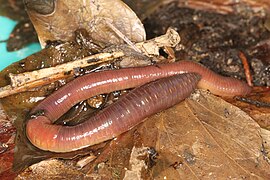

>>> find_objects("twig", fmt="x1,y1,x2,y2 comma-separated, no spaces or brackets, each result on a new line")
135,28,180,57
0,73,74,99
9,52,124,88
235,96,270,108
239,51,253,87
0,52,124,99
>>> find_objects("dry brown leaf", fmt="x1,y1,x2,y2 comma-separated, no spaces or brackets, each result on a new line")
137,90,269,179
25,0,146,47
16,159,86,179
261,129,270,162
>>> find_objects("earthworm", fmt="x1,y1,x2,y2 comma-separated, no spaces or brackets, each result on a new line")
27,73,200,152
27,60,251,152
30,60,251,122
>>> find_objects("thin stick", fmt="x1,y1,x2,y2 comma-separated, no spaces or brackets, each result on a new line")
9,51,124,88
0,73,73,99
105,20,142,53
239,51,253,87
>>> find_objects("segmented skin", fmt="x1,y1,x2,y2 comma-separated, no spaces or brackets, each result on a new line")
26,60,251,152
27,73,200,152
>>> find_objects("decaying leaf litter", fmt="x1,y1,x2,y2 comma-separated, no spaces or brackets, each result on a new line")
0,0,270,179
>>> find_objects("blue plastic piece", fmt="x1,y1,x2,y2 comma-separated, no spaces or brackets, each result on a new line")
0,16,41,71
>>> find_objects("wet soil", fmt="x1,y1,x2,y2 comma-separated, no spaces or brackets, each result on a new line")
144,2,270,86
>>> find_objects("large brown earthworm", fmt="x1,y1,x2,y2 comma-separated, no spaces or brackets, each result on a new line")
27,73,200,152
26,60,251,152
